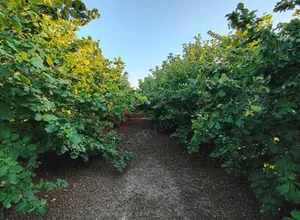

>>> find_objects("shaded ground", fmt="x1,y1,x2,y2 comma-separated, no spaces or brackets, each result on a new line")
7,119,271,220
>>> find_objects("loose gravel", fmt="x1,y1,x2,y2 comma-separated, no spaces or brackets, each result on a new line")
6,119,276,220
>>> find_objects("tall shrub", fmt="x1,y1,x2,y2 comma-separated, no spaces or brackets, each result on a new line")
139,1,300,218
0,0,136,216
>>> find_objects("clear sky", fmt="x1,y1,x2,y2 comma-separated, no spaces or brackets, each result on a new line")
78,0,292,87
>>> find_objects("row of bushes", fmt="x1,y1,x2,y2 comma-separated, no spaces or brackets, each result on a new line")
139,1,300,219
0,0,137,216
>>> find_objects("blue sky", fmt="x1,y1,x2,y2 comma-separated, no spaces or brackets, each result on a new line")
78,0,292,87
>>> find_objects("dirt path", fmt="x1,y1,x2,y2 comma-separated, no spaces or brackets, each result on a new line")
7,119,267,220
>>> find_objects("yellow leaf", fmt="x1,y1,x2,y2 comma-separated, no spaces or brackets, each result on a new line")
43,0,53,6
46,56,53,66
19,51,27,59
292,10,299,17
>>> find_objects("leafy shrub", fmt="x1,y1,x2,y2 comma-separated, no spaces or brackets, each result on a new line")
139,1,300,218
0,0,137,216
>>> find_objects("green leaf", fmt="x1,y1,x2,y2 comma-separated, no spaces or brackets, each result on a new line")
225,115,233,123
251,105,263,113
0,67,12,78
69,9,78,18
7,174,19,184
284,132,294,141
44,101,55,110
0,128,12,140
11,133,20,141
22,136,31,144
18,171,32,179
30,104,46,112
28,0,44,4
6,40,18,51
42,114,59,122
15,201,27,212
43,182,56,191
284,41,293,49
24,190,33,198
37,48,46,58
0,102,14,120
0,192,7,202
265,138,278,153
62,8,70,19
9,165,23,174
218,89,226,97
35,113,42,121
215,122,221,130
3,199,12,209
73,0,81,10
218,73,228,84
11,17,22,32
64,0,72,7
276,184,290,195
70,135,82,144
288,174,296,180
222,39,231,47
291,210,300,220
28,159,37,167
0,166,8,177
70,152,79,159
15,74,31,84
237,3,244,10
235,118,244,127
22,41,35,48
45,124,58,133
291,147,300,159
56,179,68,188
0,48,14,58
27,144,36,151
31,57,44,68
54,0,63,7
36,206,48,215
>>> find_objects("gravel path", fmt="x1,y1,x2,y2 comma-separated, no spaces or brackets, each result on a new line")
7,119,268,220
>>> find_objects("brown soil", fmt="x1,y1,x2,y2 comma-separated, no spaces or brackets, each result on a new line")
6,119,276,220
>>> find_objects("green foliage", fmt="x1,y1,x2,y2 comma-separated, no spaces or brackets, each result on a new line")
139,1,300,218
0,0,136,216
274,0,300,14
